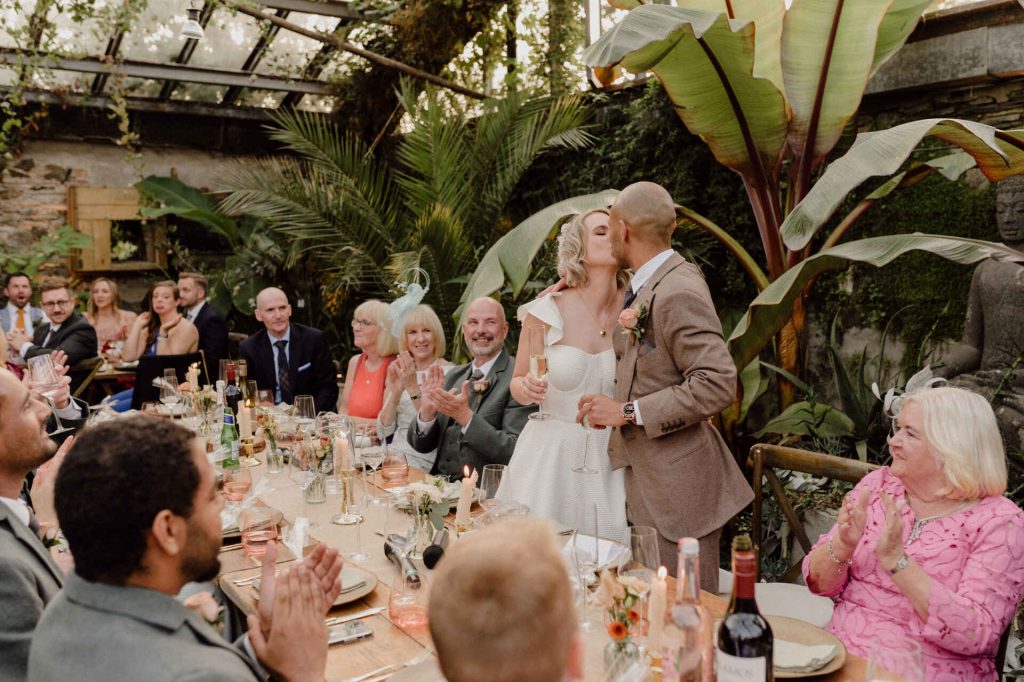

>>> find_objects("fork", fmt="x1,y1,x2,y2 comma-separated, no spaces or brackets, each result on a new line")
342,649,432,682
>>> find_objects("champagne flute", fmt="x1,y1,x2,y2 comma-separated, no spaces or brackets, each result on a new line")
479,463,506,510
361,428,387,506
339,476,373,561
160,369,182,413
571,500,600,633
27,355,73,436
572,418,599,474
526,324,550,420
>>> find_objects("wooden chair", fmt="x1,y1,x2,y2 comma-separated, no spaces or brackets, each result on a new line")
748,443,878,583
69,356,103,399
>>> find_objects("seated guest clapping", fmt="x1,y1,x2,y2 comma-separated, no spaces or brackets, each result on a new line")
803,386,1024,680
340,300,397,421
429,518,583,682
29,416,341,682
240,287,338,413
377,304,453,472
8,277,97,366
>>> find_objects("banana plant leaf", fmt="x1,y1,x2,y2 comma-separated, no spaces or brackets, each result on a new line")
781,120,1024,251
455,190,619,319
583,4,788,182
754,400,855,438
135,175,238,243
728,234,1024,369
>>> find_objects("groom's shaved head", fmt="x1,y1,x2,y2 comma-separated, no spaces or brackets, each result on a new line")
612,181,676,245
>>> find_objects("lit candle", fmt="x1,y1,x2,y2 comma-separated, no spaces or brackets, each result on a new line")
187,363,199,392
648,566,668,653
334,432,350,470
238,404,252,439
454,465,478,528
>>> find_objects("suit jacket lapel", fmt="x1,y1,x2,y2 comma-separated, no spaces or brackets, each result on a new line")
475,351,508,407
0,506,64,585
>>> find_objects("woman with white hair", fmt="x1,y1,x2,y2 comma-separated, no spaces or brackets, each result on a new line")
803,386,1024,680
497,210,629,544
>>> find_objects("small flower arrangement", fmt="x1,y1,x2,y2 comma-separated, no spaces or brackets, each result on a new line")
471,378,490,395
183,591,225,634
598,570,645,642
406,481,451,532
617,304,648,345
111,240,139,261
256,409,279,451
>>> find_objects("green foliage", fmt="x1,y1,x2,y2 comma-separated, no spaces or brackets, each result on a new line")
0,224,91,276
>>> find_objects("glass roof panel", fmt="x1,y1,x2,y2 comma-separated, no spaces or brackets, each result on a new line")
26,67,92,91
259,13,340,77
0,66,16,86
119,76,163,98
0,0,37,48
171,82,225,104
43,1,109,57
296,93,336,113
237,88,286,109
120,3,191,63
188,7,264,71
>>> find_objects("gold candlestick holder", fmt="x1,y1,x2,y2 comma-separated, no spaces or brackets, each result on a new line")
331,468,360,525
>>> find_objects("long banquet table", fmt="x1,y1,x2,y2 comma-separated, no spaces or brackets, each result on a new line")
216,460,866,682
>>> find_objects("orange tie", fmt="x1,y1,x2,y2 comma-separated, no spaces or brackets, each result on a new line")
15,308,25,332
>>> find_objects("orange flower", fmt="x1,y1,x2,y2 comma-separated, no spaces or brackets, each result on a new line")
607,621,629,641
627,608,641,624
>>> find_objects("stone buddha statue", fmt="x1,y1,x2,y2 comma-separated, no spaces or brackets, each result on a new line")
938,175,1024,452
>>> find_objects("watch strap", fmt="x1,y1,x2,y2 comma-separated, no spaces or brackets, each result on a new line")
889,554,910,575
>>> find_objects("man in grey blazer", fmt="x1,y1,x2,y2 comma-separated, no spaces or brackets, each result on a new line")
579,182,753,590
0,368,66,682
409,297,536,480
29,416,342,682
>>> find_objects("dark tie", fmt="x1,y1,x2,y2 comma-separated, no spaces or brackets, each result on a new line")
622,285,637,310
275,340,291,402
471,368,484,381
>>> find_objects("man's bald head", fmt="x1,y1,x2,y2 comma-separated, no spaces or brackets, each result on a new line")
462,297,508,363
254,287,292,337
611,181,675,244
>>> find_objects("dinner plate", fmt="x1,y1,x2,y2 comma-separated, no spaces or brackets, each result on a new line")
389,658,444,682
253,564,377,608
115,360,139,370
767,615,846,678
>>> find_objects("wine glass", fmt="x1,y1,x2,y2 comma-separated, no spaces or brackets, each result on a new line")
27,355,73,436
336,476,373,561
360,428,387,506
867,636,924,682
618,526,660,651
572,419,599,474
526,324,550,420
223,467,252,503
294,395,316,436
479,464,506,510
571,500,599,632
160,369,182,413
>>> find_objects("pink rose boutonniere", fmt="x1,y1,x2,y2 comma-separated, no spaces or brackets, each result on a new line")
617,304,648,344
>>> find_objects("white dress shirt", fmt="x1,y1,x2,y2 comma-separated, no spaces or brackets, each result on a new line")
0,495,31,528
186,300,206,323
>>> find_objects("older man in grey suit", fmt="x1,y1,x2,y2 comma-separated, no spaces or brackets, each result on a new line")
0,368,69,682
29,416,343,682
409,297,535,480
579,182,753,590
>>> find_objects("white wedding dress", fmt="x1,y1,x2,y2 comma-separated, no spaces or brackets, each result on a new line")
496,295,628,545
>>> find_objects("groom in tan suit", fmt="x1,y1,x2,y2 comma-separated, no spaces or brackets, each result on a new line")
579,181,752,590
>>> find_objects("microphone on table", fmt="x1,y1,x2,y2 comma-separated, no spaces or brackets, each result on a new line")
383,536,421,587
422,528,450,570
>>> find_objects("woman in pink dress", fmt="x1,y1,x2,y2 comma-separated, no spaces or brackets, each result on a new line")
803,386,1024,681
340,299,398,421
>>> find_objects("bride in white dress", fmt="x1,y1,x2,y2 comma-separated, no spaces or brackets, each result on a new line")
497,210,629,544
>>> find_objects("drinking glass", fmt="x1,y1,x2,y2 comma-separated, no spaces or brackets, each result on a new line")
160,369,182,412
380,450,410,488
239,507,283,559
572,420,599,474
571,500,600,632
618,526,660,650
223,467,252,503
867,636,925,682
218,359,230,385
335,476,372,561
257,388,274,406
526,324,550,421
294,395,316,436
389,569,429,629
479,463,506,510
359,427,387,506
27,355,72,436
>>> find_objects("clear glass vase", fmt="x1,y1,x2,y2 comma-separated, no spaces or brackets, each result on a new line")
409,509,434,560
304,471,327,504
603,638,642,676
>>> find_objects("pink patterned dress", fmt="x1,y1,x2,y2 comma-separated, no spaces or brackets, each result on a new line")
802,467,1024,681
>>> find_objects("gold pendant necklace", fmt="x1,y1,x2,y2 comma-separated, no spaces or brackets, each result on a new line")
578,291,613,337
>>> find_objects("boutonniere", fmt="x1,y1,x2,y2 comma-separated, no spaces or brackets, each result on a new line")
617,304,648,345
183,591,225,634
472,378,490,395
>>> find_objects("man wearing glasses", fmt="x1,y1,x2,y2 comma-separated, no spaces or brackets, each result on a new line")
8,277,97,367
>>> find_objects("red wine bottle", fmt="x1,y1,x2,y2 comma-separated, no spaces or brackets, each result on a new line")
716,535,773,682
224,362,241,416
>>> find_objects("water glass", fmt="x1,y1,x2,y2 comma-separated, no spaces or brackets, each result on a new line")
239,507,282,559
867,636,924,682
294,395,316,435
380,450,409,488
266,448,284,474
389,569,429,629
223,467,252,502
479,464,506,509
619,526,660,646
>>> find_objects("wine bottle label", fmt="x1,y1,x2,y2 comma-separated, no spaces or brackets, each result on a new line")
716,650,767,681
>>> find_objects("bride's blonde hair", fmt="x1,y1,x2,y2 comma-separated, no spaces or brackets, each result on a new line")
557,210,630,289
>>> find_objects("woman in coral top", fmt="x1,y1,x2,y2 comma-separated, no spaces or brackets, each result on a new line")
340,299,397,421
803,386,1024,681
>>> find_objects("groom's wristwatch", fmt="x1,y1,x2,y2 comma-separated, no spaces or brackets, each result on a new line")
621,402,636,424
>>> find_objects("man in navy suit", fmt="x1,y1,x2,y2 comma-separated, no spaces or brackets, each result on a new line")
239,288,338,413
178,273,228,371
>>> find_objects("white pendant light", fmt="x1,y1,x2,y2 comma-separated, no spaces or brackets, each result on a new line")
181,2,204,40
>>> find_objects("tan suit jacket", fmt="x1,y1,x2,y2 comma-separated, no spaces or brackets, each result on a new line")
610,252,753,541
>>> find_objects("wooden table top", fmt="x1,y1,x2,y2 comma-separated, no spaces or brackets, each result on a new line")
217,464,865,682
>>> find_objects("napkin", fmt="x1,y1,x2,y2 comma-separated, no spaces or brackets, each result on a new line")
773,638,837,672
340,565,367,594
560,534,629,572
220,478,272,532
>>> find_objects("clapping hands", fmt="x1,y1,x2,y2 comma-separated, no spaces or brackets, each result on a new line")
832,489,869,560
